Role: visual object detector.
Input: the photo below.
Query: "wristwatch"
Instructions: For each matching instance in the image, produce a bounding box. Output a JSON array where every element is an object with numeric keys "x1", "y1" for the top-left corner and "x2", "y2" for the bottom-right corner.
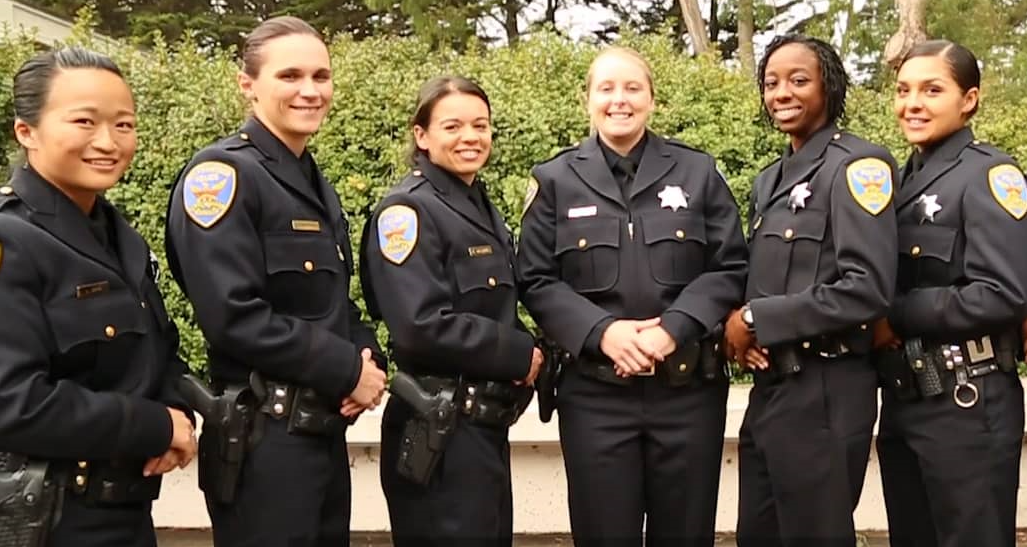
[{"x1": 741, "y1": 303, "x2": 755, "y2": 333}]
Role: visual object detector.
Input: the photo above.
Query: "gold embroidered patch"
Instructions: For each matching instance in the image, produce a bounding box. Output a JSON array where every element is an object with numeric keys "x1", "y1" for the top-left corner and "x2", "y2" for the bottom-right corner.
[
  {"x1": 988, "y1": 164, "x2": 1027, "y2": 220},
  {"x1": 183, "y1": 161, "x2": 237, "y2": 228},
  {"x1": 377, "y1": 204, "x2": 418, "y2": 265},
  {"x1": 846, "y1": 158, "x2": 893, "y2": 215},
  {"x1": 522, "y1": 176, "x2": 540, "y2": 216}
]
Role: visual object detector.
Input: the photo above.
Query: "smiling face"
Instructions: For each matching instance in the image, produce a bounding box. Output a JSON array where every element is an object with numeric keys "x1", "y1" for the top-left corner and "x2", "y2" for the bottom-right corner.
[
  {"x1": 14, "y1": 68, "x2": 137, "y2": 212},
  {"x1": 586, "y1": 50, "x2": 654, "y2": 155},
  {"x1": 239, "y1": 33, "x2": 332, "y2": 155},
  {"x1": 894, "y1": 54, "x2": 978, "y2": 149},
  {"x1": 762, "y1": 42, "x2": 829, "y2": 149},
  {"x1": 413, "y1": 92, "x2": 492, "y2": 184}
]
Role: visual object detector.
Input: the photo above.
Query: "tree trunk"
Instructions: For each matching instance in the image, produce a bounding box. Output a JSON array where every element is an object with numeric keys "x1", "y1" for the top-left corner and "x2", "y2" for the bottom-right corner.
[
  {"x1": 678, "y1": 0, "x2": 711, "y2": 54},
  {"x1": 738, "y1": 0, "x2": 755, "y2": 75},
  {"x1": 884, "y1": 0, "x2": 928, "y2": 69},
  {"x1": 709, "y1": 0, "x2": 719, "y2": 44},
  {"x1": 503, "y1": 0, "x2": 520, "y2": 45},
  {"x1": 544, "y1": 0, "x2": 557, "y2": 26}
]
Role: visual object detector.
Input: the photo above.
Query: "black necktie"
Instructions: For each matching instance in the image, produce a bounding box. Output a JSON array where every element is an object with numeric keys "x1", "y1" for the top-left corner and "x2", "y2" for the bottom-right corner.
[{"x1": 615, "y1": 156, "x2": 636, "y2": 202}]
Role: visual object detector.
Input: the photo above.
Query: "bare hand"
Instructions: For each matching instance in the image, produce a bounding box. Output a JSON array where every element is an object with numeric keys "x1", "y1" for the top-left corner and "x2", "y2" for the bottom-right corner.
[
  {"x1": 167, "y1": 407, "x2": 197, "y2": 457},
  {"x1": 636, "y1": 325, "x2": 676, "y2": 359},
  {"x1": 348, "y1": 348, "x2": 387, "y2": 410},
  {"x1": 742, "y1": 345, "x2": 771, "y2": 371},
  {"x1": 339, "y1": 397, "x2": 365, "y2": 418},
  {"x1": 724, "y1": 308, "x2": 755, "y2": 363},
  {"x1": 516, "y1": 347, "x2": 545, "y2": 386},
  {"x1": 873, "y1": 318, "x2": 901, "y2": 350},
  {"x1": 143, "y1": 449, "x2": 186, "y2": 477},
  {"x1": 601, "y1": 318, "x2": 663, "y2": 377}
]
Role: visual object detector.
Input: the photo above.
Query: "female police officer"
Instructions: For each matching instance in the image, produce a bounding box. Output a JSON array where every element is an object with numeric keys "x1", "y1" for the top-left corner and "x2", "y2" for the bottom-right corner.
[
  {"x1": 164, "y1": 16, "x2": 387, "y2": 547},
  {"x1": 873, "y1": 40, "x2": 1027, "y2": 547},
  {"x1": 362, "y1": 76, "x2": 543, "y2": 546},
  {"x1": 518, "y1": 46, "x2": 747, "y2": 546},
  {"x1": 0, "y1": 48, "x2": 196, "y2": 547},
  {"x1": 723, "y1": 35, "x2": 898, "y2": 545}
]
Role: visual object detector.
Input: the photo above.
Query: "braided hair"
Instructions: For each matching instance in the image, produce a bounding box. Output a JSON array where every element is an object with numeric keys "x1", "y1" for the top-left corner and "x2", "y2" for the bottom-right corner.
[{"x1": 756, "y1": 34, "x2": 849, "y2": 126}]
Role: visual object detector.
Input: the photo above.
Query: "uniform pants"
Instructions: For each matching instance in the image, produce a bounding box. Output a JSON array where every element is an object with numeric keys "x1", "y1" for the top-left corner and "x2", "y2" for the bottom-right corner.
[
  {"x1": 737, "y1": 354, "x2": 878, "y2": 547},
  {"x1": 877, "y1": 369, "x2": 1023, "y2": 547},
  {"x1": 206, "y1": 418, "x2": 351, "y2": 547},
  {"x1": 380, "y1": 398, "x2": 513, "y2": 547},
  {"x1": 49, "y1": 497, "x2": 155, "y2": 547},
  {"x1": 557, "y1": 368, "x2": 729, "y2": 547}
]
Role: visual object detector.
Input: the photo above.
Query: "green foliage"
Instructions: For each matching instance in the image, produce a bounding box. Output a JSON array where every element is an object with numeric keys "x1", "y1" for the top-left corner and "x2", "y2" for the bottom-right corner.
[{"x1": 2, "y1": 27, "x2": 1026, "y2": 373}]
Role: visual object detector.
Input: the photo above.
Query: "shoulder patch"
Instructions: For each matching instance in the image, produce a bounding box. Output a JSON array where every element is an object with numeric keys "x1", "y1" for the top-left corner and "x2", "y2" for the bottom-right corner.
[
  {"x1": 182, "y1": 161, "x2": 237, "y2": 228},
  {"x1": 522, "y1": 176, "x2": 539, "y2": 216},
  {"x1": 846, "y1": 157, "x2": 893, "y2": 216},
  {"x1": 377, "y1": 204, "x2": 419, "y2": 265},
  {"x1": 988, "y1": 164, "x2": 1027, "y2": 220}
]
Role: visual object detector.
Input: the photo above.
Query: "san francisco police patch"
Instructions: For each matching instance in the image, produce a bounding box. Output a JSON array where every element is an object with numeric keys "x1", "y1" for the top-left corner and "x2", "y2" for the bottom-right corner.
[
  {"x1": 523, "y1": 176, "x2": 539, "y2": 217},
  {"x1": 988, "y1": 164, "x2": 1027, "y2": 220},
  {"x1": 846, "y1": 158, "x2": 893, "y2": 216},
  {"x1": 183, "y1": 161, "x2": 237, "y2": 228},
  {"x1": 378, "y1": 204, "x2": 418, "y2": 265}
]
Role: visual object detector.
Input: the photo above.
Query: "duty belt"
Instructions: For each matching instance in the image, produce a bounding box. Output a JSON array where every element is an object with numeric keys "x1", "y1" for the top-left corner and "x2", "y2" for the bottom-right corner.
[
  {"x1": 250, "y1": 375, "x2": 344, "y2": 436},
  {"x1": 922, "y1": 332, "x2": 1017, "y2": 408},
  {"x1": 412, "y1": 375, "x2": 532, "y2": 428}
]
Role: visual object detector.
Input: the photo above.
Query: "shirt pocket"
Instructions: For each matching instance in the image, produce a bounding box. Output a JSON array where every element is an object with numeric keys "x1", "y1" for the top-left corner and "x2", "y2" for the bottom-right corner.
[
  {"x1": 642, "y1": 211, "x2": 707, "y2": 286},
  {"x1": 44, "y1": 290, "x2": 149, "y2": 381},
  {"x1": 452, "y1": 254, "x2": 515, "y2": 316},
  {"x1": 263, "y1": 232, "x2": 344, "y2": 319},
  {"x1": 748, "y1": 210, "x2": 828, "y2": 295},
  {"x1": 554, "y1": 217, "x2": 620, "y2": 293},
  {"x1": 898, "y1": 223, "x2": 958, "y2": 287}
]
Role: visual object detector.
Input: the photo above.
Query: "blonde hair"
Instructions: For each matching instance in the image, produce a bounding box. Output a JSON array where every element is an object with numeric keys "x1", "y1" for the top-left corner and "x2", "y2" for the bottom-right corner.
[{"x1": 585, "y1": 46, "x2": 655, "y2": 99}]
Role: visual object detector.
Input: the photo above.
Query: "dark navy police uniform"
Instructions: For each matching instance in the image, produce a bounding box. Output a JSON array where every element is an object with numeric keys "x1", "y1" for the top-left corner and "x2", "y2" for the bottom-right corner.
[
  {"x1": 0, "y1": 165, "x2": 191, "y2": 547},
  {"x1": 166, "y1": 118, "x2": 383, "y2": 547},
  {"x1": 362, "y1": 156, "x2": 534, "y2": 546},
  {"x1": 518, "y1": 132, "x2": 748, "y2": 546},
  {"x1": 876, "y1": 127, "x2": 1027, "y2": 547},
  {"x1": 736, "y1": 124, "x2": 898, "y2": 546}
]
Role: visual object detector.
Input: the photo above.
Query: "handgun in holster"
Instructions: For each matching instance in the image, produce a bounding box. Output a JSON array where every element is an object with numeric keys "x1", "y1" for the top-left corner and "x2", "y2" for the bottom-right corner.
[
  {"x1": 178, "y1": 374, "x2": 260, "y2": 504},
  {"x1": 389, "y1": 371, "x2": 459, "y2": 486},
  {"x1": 904, "y1": 337, "x2": 944, "y2": 398},
  {"x1": 536, "y1": 338, "x2": 568, "y2": 423},
  {"x1": 0, "y1": 454, "x2": 61, "y2": 547},
  {"x1": 700, "y1": 324, "x2": 730, "y2": 383}
]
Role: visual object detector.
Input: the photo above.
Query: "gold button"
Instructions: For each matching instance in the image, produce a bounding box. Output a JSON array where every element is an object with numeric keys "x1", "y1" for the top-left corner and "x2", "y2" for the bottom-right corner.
[
  {"x1": 972, "y1": 139, "x2": 981, "y2": 145},
  {"x1": 75, "y1": 475, "x2": 86, "y2": 487},
  {"x1": 833, "y1": 133, "x2": 841, "y2": 140},
  {"x1": 273, "y1": 403, "x2": 284, "y2": 415},
  {"x1": 0, "y1": 187, "x2": 11, "y2": 195},
  {"x1": 140, "y1": 301, "x2": 147, "y2": 309},
  {"x1": 303, "y1": 260, "x2": 314, "y2": 272},
  {"x1": 860, "y1": 324, "x2": 867, "y2": 330},
  {"x1": 753, "y1": 216, "x2": 763, "y2": 230},
  {"x1": 240, "y1": 132, "x2": 249, "y2": 140},
  {"x1": 910, "y1": 245, "x2": 921, "y2": 257},
  {"x1": 784, "y1": 228, "x2": 794, "y2": 240},
  {"x1": 675, "y1": 230, "x2": 685, "y2": 239},
  {"x1": 802, "y1": 341, "x2": 811, "y2": 349},
  {"x1": 679, "y1": 363, "x2": 688, "y2": 372},
  {"x1": 487, "y1": 277, "x2": 497, "y2": 287},
  {"x1": 104, "y1": 325, "x2": 116, "y2": 338},
  {"x1": 577, "y1": 238, "x2": 587, "y2": 248},
  {"x1": 412, "y1": 170, "x2": 422, "y2": 176},
  {"x1": 77, "y1": 461, "x2": 88, "y2": 469}
]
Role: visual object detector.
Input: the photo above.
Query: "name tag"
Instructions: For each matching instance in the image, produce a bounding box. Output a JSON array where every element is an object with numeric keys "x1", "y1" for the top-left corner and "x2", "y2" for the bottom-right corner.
[
  {"x1": 291, "y1": 219, "x2": 321, "y2": 232},
  {"x1": 468, "y1": 245, "x2": 494, "y2": 257},
  {"x1": 75, "y1": 280, "x2": 110, "y2": 299},
  {"x1": 567, "y1": 205, "x2": 598, "y2": 219}
]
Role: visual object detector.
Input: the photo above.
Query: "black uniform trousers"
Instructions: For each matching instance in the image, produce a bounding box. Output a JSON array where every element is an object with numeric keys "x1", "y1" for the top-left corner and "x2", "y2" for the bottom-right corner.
[
  {"x1": 205, "y1": 419, "x2": 351, "y2": 547},
  {"x1": 877, "y1": 370, "x2": 1023, "y2": 547},
  {"x1": 49, "y1": 498, "x2": 156, "y2": 547},
  {"x1": 737, "y1": 354, "x2": 878, "y2": 546},
  {"x1": 557, "y1": 368, "x2": 729, "y2": 547},
  {"x1": 380, "y1": 398, "x2": 513, "y2": 547}
]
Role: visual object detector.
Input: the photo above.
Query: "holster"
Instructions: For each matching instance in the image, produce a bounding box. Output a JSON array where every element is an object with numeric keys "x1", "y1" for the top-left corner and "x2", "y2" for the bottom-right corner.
[
  {"x1": 193, "y1": 382, "x2": 260, "y2": 505},
  {"x1": 0, "y1": 455, "x2": 61, "y2": 547},
  {"x1": 537, "y1": 338, "x2": 568, "y2": 423},
  {"x1": 873, "y1": 346, "x2": 920, "y2": 402},
  {"x1": 390, "y1": 372, "x2": 459, "y2": 487}
]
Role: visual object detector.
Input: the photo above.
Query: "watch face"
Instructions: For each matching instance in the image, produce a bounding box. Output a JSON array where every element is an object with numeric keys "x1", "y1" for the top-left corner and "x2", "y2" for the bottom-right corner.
[{"x1": 743, "y1": 308, "x2": 753, "y2": 325}]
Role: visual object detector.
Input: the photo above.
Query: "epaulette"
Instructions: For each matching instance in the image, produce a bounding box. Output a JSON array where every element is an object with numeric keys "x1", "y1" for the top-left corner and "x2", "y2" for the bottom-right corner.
[
  {"x1": 223, "y1": 131, "x2": 255, "y2": 151},
  {"x1": 664, "y1": 137, "x2": 703, "y2": 154},
  {"x1": 966, "y1": 138, "x2": 997, "y2": 157},
  {"x1": 544, "y1": 143, "x2": 580, "y2": 163},
  {"x1": 826, "y1": 130, "x2": 855, "y2": 153},
  {"x1": 0, "y1": 185, "x2": 19, "y2": 210},
  {"x1": 394, "y1": 169, "x2": 430, "y2": 194}
]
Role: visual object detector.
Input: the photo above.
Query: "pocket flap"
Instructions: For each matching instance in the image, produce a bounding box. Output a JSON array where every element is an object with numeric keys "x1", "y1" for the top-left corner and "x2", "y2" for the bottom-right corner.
[
  {"x1": 555, "y1": 218, "x2": 620, "y2": 255},
  {"x1": 899, "y1": 224, "x2": 956, "y2": 261},
  {"x1": 264, "y1": 233, "x2": 342, "y2": 275},
  {"x1": 453, "y1": 255, "x2": 515, "y2": 293},
  {"x1": 45, "y1": 292, "x2": 147, "y2": 353},
  {"x1": 759, "y1": 210, "x2": 827, "y2": 242},
  {"x1": 642, "y1": 212, "x2": 707, "y2": 245}
]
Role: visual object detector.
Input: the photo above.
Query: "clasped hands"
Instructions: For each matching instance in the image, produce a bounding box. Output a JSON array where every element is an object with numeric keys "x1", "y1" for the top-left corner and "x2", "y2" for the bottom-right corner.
[
  {"x1": 144, "y1": 406, "x2": 198, "y2": 477},
  {"x1": 600, "y1": 318, "x2": 677, "y2": 378}
]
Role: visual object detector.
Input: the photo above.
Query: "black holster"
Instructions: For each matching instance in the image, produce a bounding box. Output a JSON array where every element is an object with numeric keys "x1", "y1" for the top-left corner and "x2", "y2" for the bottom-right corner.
[
  {"x1": 0, "y1": 455, "x2": 61, "y2": 547},
  {"x1": 184, "y1": 378, "x2": 260, "y2": 505},
  {"x1": 537, "y1": 338, "x2": 569, "y2": 423},
  {"x1": 390, "y1": 372, "x2": 459, "y2": 487}
]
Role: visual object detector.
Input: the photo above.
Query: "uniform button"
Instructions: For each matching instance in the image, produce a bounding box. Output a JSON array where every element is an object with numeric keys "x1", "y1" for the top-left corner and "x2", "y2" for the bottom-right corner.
[
  {"x1": 487, "y1": 277, "x2": 497, "y2": 287},
  {"x1": 275, "y1": 388, "x2": 287, "y2": 398},
  {"x1": 833, "y1": 133, "x2": 841, "y2": 140},
  {"x1": 0, "y1": 186, "x2": 12, "y2": 195},
  {"x1": 972, "y1": 139, "x2": 981, "y2": 145},
  {"x1": 678, "y1": 363, "x2": 688, "y2": 372},
  {"x1": 801, "y1": 341, "x2": 811, "y2": 349},
  {"x1": 104, "y1": 325, "x2": 116, "y2": 338},
  {"x1": 910, "y1": 245, "x2": 921, "y2": 257},
  {"x1": 78, "y1": 461, "x2": 88, "y2": 469},
  {"x1": 464, "y1": 398, "x2": 474, "y2": 412},
  {"x1": 412, "y1": 170, "x2": 422, "y2": 176},
  {"x1": 675, "y1": 230, "x2": 685, "y2": 239},
  {"x1": 753, "y1": 216, "x2": 763, "y2": 230},
  {"x1": 577, "y1": 238, "x2": 587, "y2": 248},
  {"x1": 303, "y1": 260, "x2": 314, "y2": 272},
  {"x1": 784, "y1": 228, "x2": 794, "y2": 240},
  {"x1": 140, "y1": 301, "x2": 147, "y2": 309},
  {"x1": 273, "y1": 403, "x2": 285, "y2": 415},
  {"x1": 240, "y1": 132, "x2": 249, "y2": 140},
  {"x1": 860, "y1": 323, "x2": 867, "y2": 330},
  {"x1": 75, "y1": 475, "x2": 86, "y2": 487}
]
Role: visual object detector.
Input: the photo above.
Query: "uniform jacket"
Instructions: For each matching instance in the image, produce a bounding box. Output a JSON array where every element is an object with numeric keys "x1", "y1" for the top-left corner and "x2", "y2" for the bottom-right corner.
[
  {"x1": 518, "y1": 131, "x2": 748, "y2": 358},
  {"x1": 745, "y1": 124, "x2": 898, "y2": 348},
  {"x1": 166, "y1": 118, "x2": 381, "y2": 401},
  {"x1": 0, "y1": 166, "x2": 187, "y2": 460},
  {"x1": 361, "y1": 157, "x2": 533, "y2": 381},
  {"x1": 889, "y1": 127, "x2": 1027, "y2": 338}
]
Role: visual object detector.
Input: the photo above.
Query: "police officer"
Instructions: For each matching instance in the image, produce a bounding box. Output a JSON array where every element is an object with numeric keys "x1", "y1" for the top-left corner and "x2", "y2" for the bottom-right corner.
[
  {"x1": 0, "y1": 48, "x2": 196, "y2": 547},
  {"x1": 164, "y1": 17, "x2": 386, "y2": 547},
  {"x1": 362, "y1": 76, "x2": 543, "y2": 546},
  {"x1": 518, "y1": 46, "x2": 747, "y2": 546},
  {"x1": 873, "y1": 40, "x2": 1027, "y2": 547},
  {"x1": 723, "y1": 35, "x2": 898, "y2": 545}
]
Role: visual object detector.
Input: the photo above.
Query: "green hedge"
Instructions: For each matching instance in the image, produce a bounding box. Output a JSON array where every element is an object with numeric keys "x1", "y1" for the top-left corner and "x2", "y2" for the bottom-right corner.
[{"x1": 3, "y1": 29, "x2": 1026, "y2": 372}]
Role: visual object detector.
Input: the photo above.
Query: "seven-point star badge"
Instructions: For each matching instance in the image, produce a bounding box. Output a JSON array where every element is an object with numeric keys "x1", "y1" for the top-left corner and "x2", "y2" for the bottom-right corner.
[
  {"x1": 658, "y1": 185, "x2": 689, "y2": 211},
  {"x1": 915, "y1": 194, "x2": 942, "y2": 223},
  {"x1": 789, "y1": 182, "x2": 812, "y2": 213}
]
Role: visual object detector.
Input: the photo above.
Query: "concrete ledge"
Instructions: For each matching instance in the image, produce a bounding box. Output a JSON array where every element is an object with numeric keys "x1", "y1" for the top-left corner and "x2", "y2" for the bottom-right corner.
[{"x1": 155, "y1": 382, "x2": 1027, "y2": 534}]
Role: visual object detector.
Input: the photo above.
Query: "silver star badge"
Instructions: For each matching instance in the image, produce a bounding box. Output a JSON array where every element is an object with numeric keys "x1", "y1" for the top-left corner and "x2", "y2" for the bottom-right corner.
[
  {"x1": 788, "y1": 182, "x2": 812, "y2": 213},
  {"x1": 658, "y1": 185, "x2": 689, "y2": 211},
  {"x1": 916, "y1": 194, "x2": 942, "y2": 224}
]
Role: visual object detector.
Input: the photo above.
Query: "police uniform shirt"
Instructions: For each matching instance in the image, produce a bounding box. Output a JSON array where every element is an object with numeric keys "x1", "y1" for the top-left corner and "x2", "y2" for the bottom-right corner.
[
  {"x1": 361, "y1": 156, "x2": 534, "y2": 381},
  {"x1": 518, "y1": 131, "x2": 748, "y2": 359},
  {"x1": 165, "y1": 117, "x2": 382, "y2": 400},
  {"x1": 889, "y1": 127, "x2": 1027, "y2": 337},
  {"x1": 0, "y1": 165, "x2": 189, "y2": 460},
  {"x1": 744, "y1": 123, "x2": 898, "y2": 347}
]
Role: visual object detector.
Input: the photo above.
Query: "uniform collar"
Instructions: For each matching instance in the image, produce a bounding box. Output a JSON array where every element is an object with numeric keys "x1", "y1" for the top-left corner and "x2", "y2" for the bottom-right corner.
[
  {"x1": 240, "y1": 117, "x2": 307, "y2": 162},
  {"x1": 415, "y1": 155, "x2": 482, "y2": 197},
  {"x1": 598, "y1": 132, "x2": 647, "y2": 171},
  {"x1": 918, "y1": 126, "x2": 974, "y2": 166},
  {"x1": 897, "y1": 127, "x2": 975, "y2": 208},
  {"x1": 782, "y1": 122, "x2": 839, "y2": 168},
  {"x1": 415, "y1": 156, "x2": 497, "y2": 235}
]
